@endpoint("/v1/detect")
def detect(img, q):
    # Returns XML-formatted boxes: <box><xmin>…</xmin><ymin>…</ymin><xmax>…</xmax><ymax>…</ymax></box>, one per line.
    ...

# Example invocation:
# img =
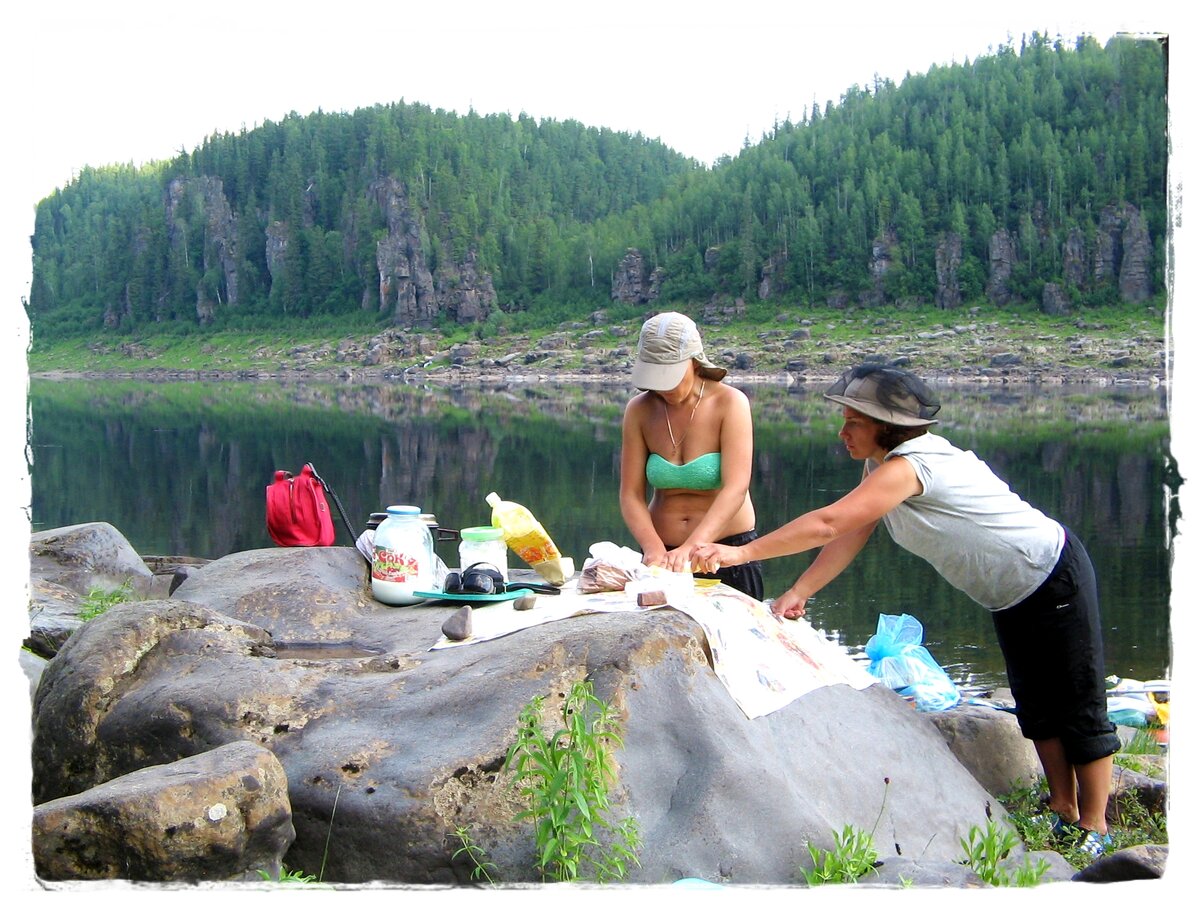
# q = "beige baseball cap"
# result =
<box><xmin>631</xmin><ymin>312</ymin><xmax>727</xmax><ymax>391</ymax></box>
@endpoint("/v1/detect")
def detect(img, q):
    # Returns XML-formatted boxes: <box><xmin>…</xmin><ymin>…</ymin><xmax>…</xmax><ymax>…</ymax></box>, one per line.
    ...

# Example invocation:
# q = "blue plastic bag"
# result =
<box><xmin>864</xmin><ymin>613</ymin><xmax>960</xmax><ymax>711</ymax></box>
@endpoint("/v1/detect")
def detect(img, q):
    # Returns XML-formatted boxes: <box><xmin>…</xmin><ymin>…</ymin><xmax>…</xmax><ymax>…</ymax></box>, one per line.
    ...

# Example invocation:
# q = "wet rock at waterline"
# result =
<box><xmin>32</xmin><ymin>540</ymin><xmax>1015</xmax><ymax>885</ymax></box>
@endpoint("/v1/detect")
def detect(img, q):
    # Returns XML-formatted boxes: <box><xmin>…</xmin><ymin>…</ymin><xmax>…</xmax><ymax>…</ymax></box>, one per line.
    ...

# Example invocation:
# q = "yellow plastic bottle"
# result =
<box><xmin>485</xmin><ymin>492</ymin><xmax>568</xmax><ymax>584</ymax></box>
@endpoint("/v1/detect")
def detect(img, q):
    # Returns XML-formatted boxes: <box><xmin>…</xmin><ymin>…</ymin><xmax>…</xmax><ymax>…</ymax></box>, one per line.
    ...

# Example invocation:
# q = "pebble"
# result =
<box><xmin>441</xmin><ymin>606</ymin><xmax>473</xmax><ymax>640</ymax></box>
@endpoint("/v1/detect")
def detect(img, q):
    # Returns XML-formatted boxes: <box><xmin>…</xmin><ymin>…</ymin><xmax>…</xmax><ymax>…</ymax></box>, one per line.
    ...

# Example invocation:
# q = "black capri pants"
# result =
<box><xmin>991</xmin><ymin>530</ymin><xmax>1121</xmax><ymax>765</ymax></box>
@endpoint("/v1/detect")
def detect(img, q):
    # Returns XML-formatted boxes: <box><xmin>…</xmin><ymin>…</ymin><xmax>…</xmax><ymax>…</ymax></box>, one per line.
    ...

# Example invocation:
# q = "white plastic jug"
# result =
<box><xmin>371</xmin><ymin>505</ymin><xmax>434</xmax><ymax>605</ymax></box>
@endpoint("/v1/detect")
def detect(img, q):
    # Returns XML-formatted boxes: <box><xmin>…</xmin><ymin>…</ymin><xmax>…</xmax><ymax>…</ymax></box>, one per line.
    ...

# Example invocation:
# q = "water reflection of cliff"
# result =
<box><xmin>29</xmin><ymin>378</ymin><xmax>1171</xmax><ymax>556</ymax></box>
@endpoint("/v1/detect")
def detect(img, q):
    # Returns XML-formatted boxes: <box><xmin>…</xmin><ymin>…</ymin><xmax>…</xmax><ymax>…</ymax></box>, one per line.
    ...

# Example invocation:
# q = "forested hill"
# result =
<box><xmin>26</xmin><ymin>32</ymin><xmax>1167</xmax><ymax>341</ymax></box>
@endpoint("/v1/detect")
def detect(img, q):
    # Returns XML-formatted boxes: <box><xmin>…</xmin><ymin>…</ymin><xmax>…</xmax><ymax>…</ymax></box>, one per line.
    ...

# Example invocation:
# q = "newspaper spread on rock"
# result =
<box><xmin>428</xmin><ymin>578</ymin><xmax>876</xmax><ymax>719</ymax></box>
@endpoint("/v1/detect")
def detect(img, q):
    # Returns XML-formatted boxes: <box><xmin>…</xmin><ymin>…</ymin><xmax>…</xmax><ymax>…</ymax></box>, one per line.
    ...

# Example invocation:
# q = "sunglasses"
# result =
<box><xmin>443</xmin><ymin>563</ymin><xmax>506</xmax><ymax>595</ymax></box>
<box><xmin>442</xmin><ymin>562</ymin><xmax>561</xmax><ymax>597</ymax></box>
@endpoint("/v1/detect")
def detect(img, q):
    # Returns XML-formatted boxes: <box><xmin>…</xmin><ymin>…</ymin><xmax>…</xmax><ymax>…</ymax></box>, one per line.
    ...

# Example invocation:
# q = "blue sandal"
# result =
<box><xmin>1075</xmin><ymin>828</ymin><xmax>1114</xmax><ymax>859</ymax></box>
<box><xmin>1030</xmin><ymin>809</ymin><xmax>1075</xmax><ymax>841</ymax></box>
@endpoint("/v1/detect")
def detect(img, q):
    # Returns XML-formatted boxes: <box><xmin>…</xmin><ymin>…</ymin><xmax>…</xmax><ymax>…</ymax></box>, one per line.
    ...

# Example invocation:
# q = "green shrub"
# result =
<box><xmin>78</xmin><ymin>581</ymin><xmax>134</xmax><ymax>621</ymax></box>
<box><xmin>960</xmin><ymin>819</ymin><xmax>1048</xmax><ymax>886</ymax></box>
<box><xmin>803</xmin><ymin>824</ymin><xmax>879</xmax><ymax>885</ymax></box>
<box><xmin>504</xmin><ymin>679</ymin><xmax>641</xmax><ymax>882</ymax></box>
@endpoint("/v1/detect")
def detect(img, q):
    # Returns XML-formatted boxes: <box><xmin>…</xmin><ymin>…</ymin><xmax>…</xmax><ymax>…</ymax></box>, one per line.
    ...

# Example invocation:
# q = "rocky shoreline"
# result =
<box><xmin>28</xmin><ymin>307</ymin><xmax>1170</xmax><ymax>389</ymax></box>
<box><xmin>29</xmin><ymin>359</ymin><xmax>1168</xmax><ymax>389</ymax></box>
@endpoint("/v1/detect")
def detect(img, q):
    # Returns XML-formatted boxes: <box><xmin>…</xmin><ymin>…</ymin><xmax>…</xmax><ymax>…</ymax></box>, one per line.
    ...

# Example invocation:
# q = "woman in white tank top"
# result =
<box><xmin>693</xmin><ymin>364</ymin><xmax>1119</xmax><ymax>859</ymax></box>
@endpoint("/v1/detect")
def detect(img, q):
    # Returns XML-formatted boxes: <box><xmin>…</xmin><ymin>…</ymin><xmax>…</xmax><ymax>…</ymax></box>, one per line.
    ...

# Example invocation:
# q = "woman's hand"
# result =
<box><xmin>640</xmin><ymin>545</ymin><xmax>668</xmax><ymax>569</ymax></box>
<box><xmin>691</xmin><ymin>542</ymin><xmax>740</xmax><ymax>574</ymax></box>
<box><xmin>661</xmin><ymin>545</ymin><xmax>694</xmax><ymax>573</ymax></box>
<box><xmin>772</xmin><ymin>587</ymin><xmax>810</xmax><ymax>619</ymax></box>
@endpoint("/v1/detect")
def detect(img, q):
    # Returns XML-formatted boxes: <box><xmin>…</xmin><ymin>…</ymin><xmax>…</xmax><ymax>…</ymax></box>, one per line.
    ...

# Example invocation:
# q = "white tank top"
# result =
<box><xmin>868</xmin><ymin>433</ymin><xmax>1065</xmax><ymax>611</ymax></box>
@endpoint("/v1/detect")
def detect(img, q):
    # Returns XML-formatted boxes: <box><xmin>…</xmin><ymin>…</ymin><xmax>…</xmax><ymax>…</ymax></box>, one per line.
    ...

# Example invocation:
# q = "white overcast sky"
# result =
<box><xmin>1</xmin><ymin>0</ymin><xmax>1185</xmax><ymax>303</ymax></box>
<box><xmin>1</xmin><ymin>0</ymin><xmax>1195</xmax><ymax>893</ymax></box>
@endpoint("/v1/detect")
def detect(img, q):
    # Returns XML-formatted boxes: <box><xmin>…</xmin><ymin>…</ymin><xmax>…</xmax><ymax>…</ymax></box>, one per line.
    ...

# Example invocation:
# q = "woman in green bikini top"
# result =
<box><xmin>619</xmin><ymin>312</ymin><xmax>762</xmax><ymax>599</ymax></box>
<box><xmin>645</xmin><ymin>451</ymin><xmax>723</xmax><ymax>491</ymax></box>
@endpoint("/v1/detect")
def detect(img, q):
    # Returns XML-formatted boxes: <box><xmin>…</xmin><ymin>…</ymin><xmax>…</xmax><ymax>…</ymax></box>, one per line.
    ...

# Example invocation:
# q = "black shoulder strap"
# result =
<box><xmin>306</xmin><ymin>462</ymin><xmax>357</xmax><ymax>544</ymax></box>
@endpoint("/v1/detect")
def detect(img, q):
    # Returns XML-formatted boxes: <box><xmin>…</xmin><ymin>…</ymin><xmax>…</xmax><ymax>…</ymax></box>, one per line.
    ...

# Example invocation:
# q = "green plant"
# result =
<box><xmin>256</xmin><ymin>864</ymin><xmax>318</xmax><ymax>885</ymax></box>
<box><xmin>1120</xmin><ymin>727</ymin><xmax>1165</xmax><ymax>755</ymax></box>
<box><xmin>1105</xmin><ymin>789</ymin><xmax>1169</xmax><ymax>855</ymax></box>
<box><xmin>450</xmin><ymin>826</ymin><xmax>499</xmax><ymax>886</ymax></box>
<box><xmin>960</xmin><ymin>819</ymin><xmax>1048</xmax><ymax>886</ymax></box>
<box><xmin>802</xmin><ymin>777</ymin><xmax>890</xmax><ymax>885</ymax></box>
<box><xmin>999</xmin><ymin>774</ymin><xmax>1167</xmax><ymax>871</ymax></box>
<box><xmin>803</xmin><ymin>824</ymin><xmax>880</xmax><ymax>885</ymax></box>
<box><xmin>256</xmin><ymin>784</ymin><xmax>341</xmax><ymax>885</ymax></box>
<box><xmin>1114</xmin><ymin>727</ymin><xmax>1167</xmax><ymax>778</ymax></box>
<box><xmin>78</xmin><ymin>580</ymin><xmax>134</xmax><ymax>621</ymax></box>
<box><xmin>503</xmin><ymin>679</ymin><xmax>641</xmax><ymax>882</ymax></box>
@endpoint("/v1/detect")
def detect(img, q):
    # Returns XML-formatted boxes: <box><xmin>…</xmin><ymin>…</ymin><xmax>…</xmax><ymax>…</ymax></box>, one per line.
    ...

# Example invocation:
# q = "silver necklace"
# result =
<box><xmin>664</xmin><ymin>379</ymin><xmax>705</xmax><ymax>452</ymax></box>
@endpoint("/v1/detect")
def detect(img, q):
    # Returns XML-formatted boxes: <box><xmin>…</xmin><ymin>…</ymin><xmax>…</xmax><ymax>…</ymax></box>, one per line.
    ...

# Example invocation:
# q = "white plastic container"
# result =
<box><xmin>458</xmin><ymin>525</ymin><xmax>508</xmax><ymax>580</ymax></box>
<box><xmin>371</xmin><ymin>505</ymin><xmax>435</xmax><ymax>605</ymax></box>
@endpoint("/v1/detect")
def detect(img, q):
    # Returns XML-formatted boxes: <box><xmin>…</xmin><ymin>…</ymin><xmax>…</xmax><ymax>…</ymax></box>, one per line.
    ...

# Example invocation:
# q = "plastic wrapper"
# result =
<box><xmin>864</xmin><ymin>613</ymin><xmax>960</xmax><ymax>712</ymax></box>
<box><xmin>578</xmin><ymin>559</ymin><xmax>634</xmax><ymax>593</ymax></box>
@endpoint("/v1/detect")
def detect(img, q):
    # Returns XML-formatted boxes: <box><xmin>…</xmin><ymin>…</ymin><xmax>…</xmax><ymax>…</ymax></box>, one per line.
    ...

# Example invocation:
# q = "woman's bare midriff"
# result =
<box><xmin>649</xmin><ymin>489</ymin><xmax>755</xmax><ymax>547</ymax></box>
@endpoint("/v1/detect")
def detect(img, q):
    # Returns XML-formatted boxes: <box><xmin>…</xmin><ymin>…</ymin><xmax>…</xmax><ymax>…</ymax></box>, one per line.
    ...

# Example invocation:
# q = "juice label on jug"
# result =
<box><xmin>372</xmin><ymin>547</ymin><xmax>422</xmax><ymax>583</ymax></box>
<box><xmin>510</xmin><ymin>531</ymin><xmax>560</xmax><ymax>566</ymax></box>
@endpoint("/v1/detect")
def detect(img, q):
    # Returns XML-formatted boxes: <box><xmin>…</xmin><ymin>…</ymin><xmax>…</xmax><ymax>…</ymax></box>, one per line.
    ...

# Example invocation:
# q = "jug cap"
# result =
<box><xmin>386</xmin><ymin>505</ymin><xmax>421</xmax><ymax>516</ymax></box>
<box><xmin>461</xmin><ymin>525</ymin><xmax>504</xmax><ymax>541</ymax></box>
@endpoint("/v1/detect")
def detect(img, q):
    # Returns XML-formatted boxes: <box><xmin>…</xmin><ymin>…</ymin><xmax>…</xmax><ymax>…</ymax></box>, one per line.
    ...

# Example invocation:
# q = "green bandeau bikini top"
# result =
<box><xmin>646</xmin><ymin>452</ymin><xmax>722</xmax><ymax>491</ymax></box>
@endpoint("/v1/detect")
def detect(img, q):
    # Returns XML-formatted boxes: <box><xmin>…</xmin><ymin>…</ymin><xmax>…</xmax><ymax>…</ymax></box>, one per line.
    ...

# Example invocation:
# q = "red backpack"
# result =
<box><xmin>266</xmin><ymin>463</ymin><xmax>339</xmax><ymax>546</ymax></box>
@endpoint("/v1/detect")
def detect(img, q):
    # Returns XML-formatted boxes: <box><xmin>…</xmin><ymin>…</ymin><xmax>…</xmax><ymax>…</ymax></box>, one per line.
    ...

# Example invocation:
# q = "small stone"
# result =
<box><xmin>441</xmin><ymin>606</ymin><xmax>473</xmax><ymax>640</ymax></box>
<box><xmin>637</xmin><ymin>590</ymin><xmax>668</xmax><ymax>608</ymax></box>
<box><xmin>513</xmin><ymin>594</ymin><xmax>537</xmax><ymax>611</ymax></box>
<box><xmin>169</xmin><ymin>565</ymin><xmax>194</xmax><ymax>596</ymax></box>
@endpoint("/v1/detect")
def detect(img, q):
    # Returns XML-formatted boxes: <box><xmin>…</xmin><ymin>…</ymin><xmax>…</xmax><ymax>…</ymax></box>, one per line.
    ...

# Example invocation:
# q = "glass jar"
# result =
<box><xmin>458</xmin><ymin>525</ymin><xmax>508</xmax><ymax>580</ymax></box>
<box><xmin>371</xmin><ymin>505</ymin><xmax>434</xmax><ymax>605</ymax></box>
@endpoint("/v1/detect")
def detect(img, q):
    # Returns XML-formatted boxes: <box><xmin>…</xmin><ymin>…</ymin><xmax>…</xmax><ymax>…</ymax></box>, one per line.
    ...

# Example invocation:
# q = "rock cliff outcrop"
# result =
<box><xmin>611</xmin><ymin>248</ymin><xmax>662</xmax><ymax>307</ymax></box>
<box><xmin>935</xmin><ymin>233</ymin><xmax>963</xmax><ymax>310</ymax></box>
<box><xmin>105</xmin><ymin>175</ymin><xmax>499</xmax><ymax>331</ymax></box>
<box><xmin>369</xmin><ymin>177</ymin><xmax>498</xmax><ymax>327</ymax></box>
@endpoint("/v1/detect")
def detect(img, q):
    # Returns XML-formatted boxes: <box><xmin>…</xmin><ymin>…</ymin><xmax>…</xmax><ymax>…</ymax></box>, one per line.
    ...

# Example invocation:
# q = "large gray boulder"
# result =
<box><xmin>27</xmin><ymin>522</ymin><xmax>156</xmax><ymax>657</ymax></box>
<box><xmin>32</xmin><ymin>544</ymin><xmax>1013</xmax><ymax>885</ymax></box>
<box><xmin>27</xmin><ymin>576</ymin><xmax>87</xmax><ymax>658</ymax></box>
<box><xmin>20</xmin><ymin>648</ymin><xmax>48</xmax><ymax>703</ymax></box>
<box><xmin>29</xmin><ymin>522</ymin><xmax>154</xmax><ymax>597</ymax></box>
<box><xmin>33</xmin><ymin>740</ymin><xmax>294</xmax><ymax>881</ymax></box>
<box><xmin>1072</xmin><ymin>844</ymin><xmax>1168</xmax><ymax>883</ymax></box>
<box><xmin>923</xmin><ymin>703</ymin><xmax>1041</xmax><ymax>797</ymax></box>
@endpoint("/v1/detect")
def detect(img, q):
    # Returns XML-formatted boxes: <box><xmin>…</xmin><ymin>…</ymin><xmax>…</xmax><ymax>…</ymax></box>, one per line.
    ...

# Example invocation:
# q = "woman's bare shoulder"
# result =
<box><xmin>710</xmin><ymin>381</ymin><xmax>751</xmax><ymax>412</ymax></box>
<box><xmin>624</xmin><ymin>391</ymin><xmax>657</xmax><ymax>421</ymax></box>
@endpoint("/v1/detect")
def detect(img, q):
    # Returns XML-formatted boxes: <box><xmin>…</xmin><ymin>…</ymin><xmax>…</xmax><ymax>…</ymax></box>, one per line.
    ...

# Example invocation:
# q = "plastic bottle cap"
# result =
<box><xmin>460</xmin><ymin>526</ymin><xmax>504</xmax><ymax>541</ymax></box>
<box><xmin>386</xmin><ymin>505</ymin><xmax>421</xmax><ymax>516</ymax></box>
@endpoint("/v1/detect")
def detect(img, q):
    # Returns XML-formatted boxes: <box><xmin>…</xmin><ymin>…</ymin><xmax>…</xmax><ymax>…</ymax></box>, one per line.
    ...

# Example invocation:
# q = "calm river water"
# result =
<box><xmin>27</xmin><ymin>376</ymin><xmax>1175</xmax><ymax>696</ymax></box>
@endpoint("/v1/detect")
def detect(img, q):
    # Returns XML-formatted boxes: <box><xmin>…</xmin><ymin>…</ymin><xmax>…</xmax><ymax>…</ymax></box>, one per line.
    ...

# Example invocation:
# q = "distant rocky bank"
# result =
<box><xmin>30</xmin><ymin>313</ymin><xmax>1168</xmax><ymax>389</ymax></box>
